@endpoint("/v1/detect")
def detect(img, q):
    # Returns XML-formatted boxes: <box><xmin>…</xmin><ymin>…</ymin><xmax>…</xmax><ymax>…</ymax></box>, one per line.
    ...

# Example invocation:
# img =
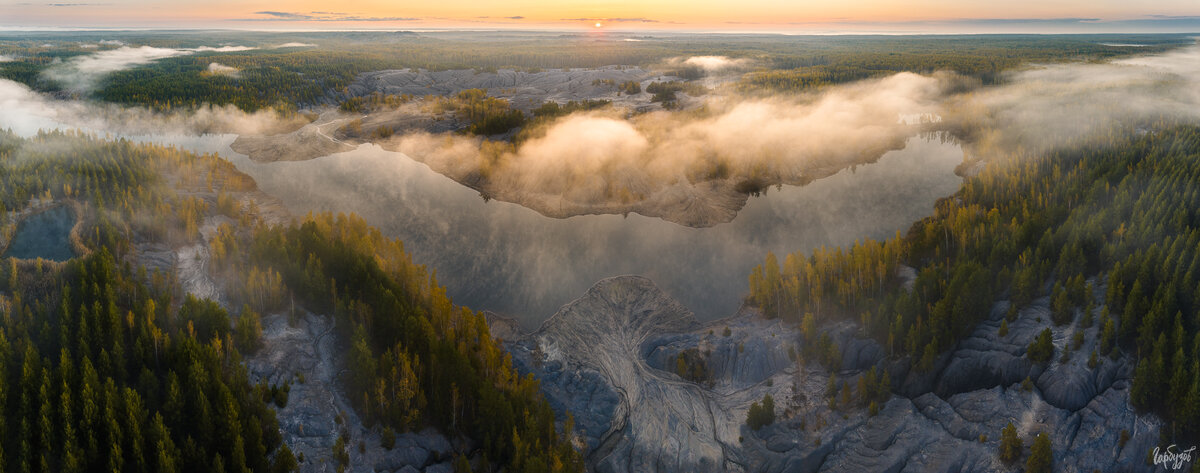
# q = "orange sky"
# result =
<box><xmin>2</xmin><ymin>0</ymin><xmax>1199</xmax><ymax>32</ymax></box>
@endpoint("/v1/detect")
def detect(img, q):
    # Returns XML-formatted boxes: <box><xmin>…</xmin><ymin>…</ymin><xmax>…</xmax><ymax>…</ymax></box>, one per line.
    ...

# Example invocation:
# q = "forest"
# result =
<box><xmin>0</xmin><ymin>32</ymin><xmax>1190</xmax><ymax>112</ymax></box>
<box><xmin>0</xmin><ymin>131</ymin><xmax>581</xmax><ymax>473</ymax></box>
<box><xmin>0</xmin><ymin>130</ymin><xmax>290</xmax><ymax>473</ymax></box>
<box><xmin>749</xmin><ymin>124</ymin><xmax>1200</xmax><ymax>441</ymax></box>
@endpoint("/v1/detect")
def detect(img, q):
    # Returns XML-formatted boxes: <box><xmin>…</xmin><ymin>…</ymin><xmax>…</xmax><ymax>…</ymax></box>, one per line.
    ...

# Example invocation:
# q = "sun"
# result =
<box><xmin>595</xmin><ymin>22</ymin><xmax>603</xmax><ymax>28</ymax></box>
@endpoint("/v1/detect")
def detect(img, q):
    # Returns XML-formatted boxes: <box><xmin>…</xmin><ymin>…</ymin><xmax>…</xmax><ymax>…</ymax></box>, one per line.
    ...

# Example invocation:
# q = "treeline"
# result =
<box><xmin>5</xmin><ymin>33</ymin><xmax>1185</xmax><ymax>111</ymax></box>
<box><xmin>737</xmin><ymin>35</ymin><xmax>1187</xmax><ymax>93</ymax></box>
<box><xmin>0</xmin><ymin>131</ymin><xmax>294</xmax><ymax>472</ymax></box>
<box><xmin>749</xmin><ymin>125</ymin><xmax>1200</xmax><ymax>438</ymax></box>
<box><xmin>88</xmin><ymin>41</ymin><xmax>679</xmax><ymax>112</ymax></box>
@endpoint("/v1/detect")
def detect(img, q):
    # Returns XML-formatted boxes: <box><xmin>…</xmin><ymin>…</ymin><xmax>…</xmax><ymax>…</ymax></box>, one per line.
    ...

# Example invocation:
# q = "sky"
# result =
<box><xmin>1</xmin><ymin>0</ymin><xmax>1199</xmax><ymax>33</ymax></box>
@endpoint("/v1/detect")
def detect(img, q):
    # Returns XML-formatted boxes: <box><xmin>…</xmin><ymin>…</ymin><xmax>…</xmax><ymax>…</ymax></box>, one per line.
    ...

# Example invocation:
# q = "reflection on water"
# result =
<box><xmin>222</xmin><ymin>135</ymin><xmax>964</xmax><ymax>329</ymax></box>
<box><xmin>4</xmin><ymin>206</ymin><xmax>76</xmax><ymax>261</ymax></box>
<box><xmin>4</xmin><ymin>126</ymin><xmax>964</xmax><ymax>329</ymax></box>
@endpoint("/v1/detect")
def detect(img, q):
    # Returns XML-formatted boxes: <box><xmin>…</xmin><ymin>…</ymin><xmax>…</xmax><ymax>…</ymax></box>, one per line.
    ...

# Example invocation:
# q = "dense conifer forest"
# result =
<box><xmin>0</xmin><ymin>33</ymin><xmax>1188</xmax><ymax>112</ymax></box>
<box><xmin>749</xmin><ymin>124</ymin><xmax>1200</xmax><ymax>440</ymax></box>
<box><xmin>0</xmin><ymin>131</ymin><xmax>582</xmax><ymax>473</ymax></box>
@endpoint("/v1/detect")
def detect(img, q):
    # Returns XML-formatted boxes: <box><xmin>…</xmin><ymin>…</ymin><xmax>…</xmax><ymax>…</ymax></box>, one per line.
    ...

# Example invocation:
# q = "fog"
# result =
<box><xmin>679</xmin><ymin>55</ymin><xmax>753</xmax><ymax>72</ymax></box>
<box><xmin>42</xmin><ymin>45</ymin><xmax>258</xmax><ymax>91</ymax></box>
<box><xmin>945</xmin><ymin>43</ymin><xmax>1200</xmax><ymax>158</ymax></box>
<box><xmin>226</xmin><ymin>135</ymin><xmax>964</xmax><ymax>327</ymax></box>
<box><xmin>0</xmin><ymin>79</ymin><xmax>305</xmax><ymax>137</ymax></box>
<box><xmin>385</xmin><ymin>44</ymin><xmax>1200</xmax><ymax>213</ymax></box>
<box><xmin>2</xmin><ymin>42</ymin><xmax>1200</xmax><ymax>324</ymax></box>
<box><xmin>206</xmin><ymin>62</ymin><xmax>241</xmax><ymax>77</ymax></box>
<box><xmin>388</xmin><ymin>72</ymin><xmax>954</xmax><ymax>213</ymax></box>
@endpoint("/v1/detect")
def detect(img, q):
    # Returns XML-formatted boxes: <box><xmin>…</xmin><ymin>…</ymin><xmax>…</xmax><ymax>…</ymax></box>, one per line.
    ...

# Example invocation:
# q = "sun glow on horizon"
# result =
<box><xmin>0</xmin><ymin>0</ymin><xmax>1199</xmax><ymax>32</ymax></box>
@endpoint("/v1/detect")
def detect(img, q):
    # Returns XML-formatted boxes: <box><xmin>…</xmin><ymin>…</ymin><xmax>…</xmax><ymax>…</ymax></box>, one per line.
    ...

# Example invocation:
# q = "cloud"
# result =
<box><xmin>385</xmin><ymin>72</ymin><xmax>950</xmax><ymax>211</ymax></box>
<box><xmin>273</xmin><ymin>42</ymin><xmax>316</xmax><ymax>48</ymax></box>
<box><xmin>241</xmin><ymin>11</ymin><xmax>419</xmax><ymax>22</ymax></box>
<box><xmin>330</xmin><ymin>42</ymin><xmax>1200</xmax><ymax>229</ymax></box>
<box><xmin>98</xmin><ymin>39</ymin><xmax>124</xmax><ymax>46</ymax></box>
<box><xmin>0</xmin><ymin>55</ymin><xmax>14</xmax><ymax>62</ymax></box>
<box><xmin>42</xmin><ymin>45</ymin><xmax>258</xmax><ymax>92</ymax></box>
<box><xmin>778</xmin><ymin>16</ymin><xmax>1200</xmax><ymax>33</ymax></box>
<box><xmin>561</xmin><ymin>17</ymin><xmax>660</xmax><ymax>23</ymax></box>
<box><xmin>253</xmin><ymin>11</ymin><xmax>314</xmax><ymax>20</ymax></box>
<box><xmin>944</xmin><ymin>43</ymin><xmax>1200</xmax><ymax>158</ymax></box>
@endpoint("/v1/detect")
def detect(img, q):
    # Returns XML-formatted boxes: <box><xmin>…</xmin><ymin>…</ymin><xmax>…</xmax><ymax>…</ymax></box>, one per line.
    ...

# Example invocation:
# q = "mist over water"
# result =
<box><xmin>14</xmin><ymin>43</ymin><xmax>1199</xmax><ymax>327</ymax></box>
<box><xmin>222</xmin><ymin>136</ymin><xmax>963</xmax><ymax>328</ymax></box>
<box><xmin>0</xmin><ymin>107</ymin><xmax>964</xmax><ymax>326</ymax></box>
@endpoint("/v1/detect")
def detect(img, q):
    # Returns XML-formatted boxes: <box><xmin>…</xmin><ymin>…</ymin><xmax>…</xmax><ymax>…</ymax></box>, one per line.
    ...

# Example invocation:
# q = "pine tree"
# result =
<box><xmin>1027</xmin><ymin>328</ymin><xmax>1054</xmax><ymax>363</ymax></box>
<box><xmin>1025</xmin><ymin>432</ymin><xmax>1052</xmax><ymax>473</ymax></box>
<box><xmin>998</xmin><ymin>422</ymin><xmax>1022</xmax><ymax>464</ymax></box>
<box><xmin>1100</xmin><ymin>316</ymin><xmax>1116</xmax><ymax>355</ymax></box>
<box><xmin>1050</xmin><ymin>282</ymin><xmax>1072</xmax><ymax>325</ymax></box>
<box><xmin>270</xmin><ymin>443</ymin><xmax>298</xmax><ymax>473</ymax></box>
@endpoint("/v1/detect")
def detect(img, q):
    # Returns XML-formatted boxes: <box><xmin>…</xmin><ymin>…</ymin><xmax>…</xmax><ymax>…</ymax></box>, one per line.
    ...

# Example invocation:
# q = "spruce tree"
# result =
<box><xmin>1026</xmin><ymin>432</ymin><xmax>1052</xmax><ymax>473</ymax></box>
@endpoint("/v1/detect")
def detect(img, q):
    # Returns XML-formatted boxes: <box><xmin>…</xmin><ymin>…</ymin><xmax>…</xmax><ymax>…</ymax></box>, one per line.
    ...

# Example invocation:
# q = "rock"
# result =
<box><xmin>523</xmin><ymin>276</ymin><xmax>785</xmax><ymax>472</ymax></box>
<box><xmin>245</xmin><ymin>311</ymin><xmax>453</xmax><ymax>473</ymax></box>
<box><xmin>511</xmin><ymin>276</ymin><xmax>1163</xmax><ymax>473</ymax></box>
<box><xmin>392</xmin><ymin>446</ymin><xmax>430</xmax><ymax>469</ymax></box>
<box><xmin>409</xmin><ymin>429</ymin><xmax>453</xmax><ymax>456</ymax></box>
<box><xmin>423</xmin><ymin>462</ymin><xmax>453</xmax><ymax>473</ymax></box>
<box><xmin>764</xmin><ymin>433</ymin><xmax>797</xmax><ymax>453</ymax></box>
<box><xmin>483</xmin><ymin>310</ymin><xmax>523</xmax><ymax>342</ymax></box>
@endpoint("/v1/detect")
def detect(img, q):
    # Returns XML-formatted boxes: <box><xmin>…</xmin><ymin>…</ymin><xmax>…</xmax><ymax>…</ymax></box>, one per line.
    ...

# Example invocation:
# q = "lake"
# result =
<box><xmin>2</xmin><ymin>110</ymin><xmax>964</xmax><ymax>329</ymax></box>
<box><xmin>220</xmin><ymin>134</ymin><xmax>964</xmax><ymax>329</ymax></box>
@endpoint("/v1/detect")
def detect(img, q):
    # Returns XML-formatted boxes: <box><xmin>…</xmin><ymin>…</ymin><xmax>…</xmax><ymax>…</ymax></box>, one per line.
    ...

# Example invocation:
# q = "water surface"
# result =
<box><xmin>221</xmin><ymin>135</ymin><xmax>964</xmax><ymax>328</ymax></box>
<box><xmin>2</xmin><ymin>117</ymin><xmax>964</xmax><ymax>329</ymax></box>
<box><xmin>4</xmin><ymin>206</ymin><xmax>76</xmax><ymax>261</ymax></box>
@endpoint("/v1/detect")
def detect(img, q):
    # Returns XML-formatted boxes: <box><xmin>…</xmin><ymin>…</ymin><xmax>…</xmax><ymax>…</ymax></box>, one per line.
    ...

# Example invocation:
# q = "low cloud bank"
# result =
<box><xmin>380</xmin><ymin>43</ymin><xmax>1200</xmax><ymax>213</ymax></box>
<box><xmin>947</xmin><ymin>43</ymin><xmax>1200</xmax><ymax>157</ymax></box>
<box><xmin>0</xmin><ymin>78</ymin><xmax>305</xmax><ymax>137</ymax></box>
<box><xmin>42</xmin><ymin>45</ymin><xmax>259</xmax><ymax>91</ymax></box>
<box><xmin>5</xmin><ymin>42</ymin><xmax>1200</xmax><ymax>223</ymax></box>
<box><xmin>389</xmin><ymin>72</ymin><xmax>950</xmax><ymax>206</ymax></box>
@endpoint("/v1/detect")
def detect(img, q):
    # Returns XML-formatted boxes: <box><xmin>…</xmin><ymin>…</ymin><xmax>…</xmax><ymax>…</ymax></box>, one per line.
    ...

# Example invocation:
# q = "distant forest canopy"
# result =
<box><xmin>748</xmin><ymin>123</ymin><xmax>1200</xmax><ymax>441</ymax></box>
<box><xmin>0</xmin><ymin>32</ymin><xmax>1191</xmax><ymax>111</ymax></box>
<box><xmin>0</xmin><ymin>130</ymin><xmax>583</xmax><ymax>473</ymax></box>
